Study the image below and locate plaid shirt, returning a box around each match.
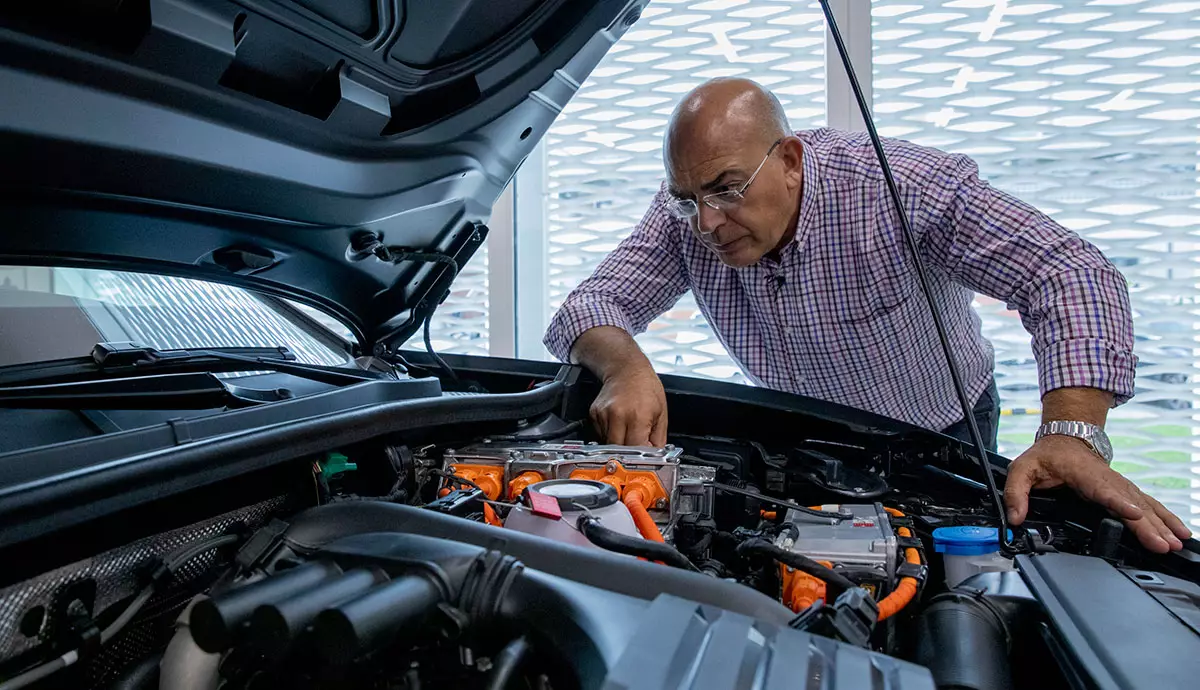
[544,128,1137,431]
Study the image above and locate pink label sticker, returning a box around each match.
[527,491,563,519]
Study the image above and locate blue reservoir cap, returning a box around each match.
[932,526,1013,556]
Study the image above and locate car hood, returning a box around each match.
[0,0,645,352]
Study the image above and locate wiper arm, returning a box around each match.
[0,343,381,388]
[0,373,291,409]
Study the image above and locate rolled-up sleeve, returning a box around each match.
[916,152,1137,404]
[543,187,691,362]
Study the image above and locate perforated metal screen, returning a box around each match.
[872,0,1200,526]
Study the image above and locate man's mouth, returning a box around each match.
[714,236,749,252]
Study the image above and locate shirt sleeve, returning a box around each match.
[543,186,691,363]
[912,150,1137,405]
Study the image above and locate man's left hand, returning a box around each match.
[1004,435,1191,553]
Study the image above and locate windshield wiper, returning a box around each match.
[0,373,291,409]
[0,343,383,388]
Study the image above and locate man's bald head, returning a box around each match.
[664,78,790,167]
[661,78,804,269]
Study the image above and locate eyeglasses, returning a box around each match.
[665,138,783,222]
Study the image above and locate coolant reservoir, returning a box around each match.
[504,479,640,550]
[933,526,1015,588]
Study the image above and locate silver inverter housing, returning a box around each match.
[775,503,899,588]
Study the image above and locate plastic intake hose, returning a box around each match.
[736,539,860,602]
[313,575,443,664]
[576,516,699,572]
[915,592,1013,690]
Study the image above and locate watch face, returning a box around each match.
[1091,429,1113,461]
[1089,427,1113,465]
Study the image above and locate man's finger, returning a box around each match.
[1064,468,1143,522]
[1125,516,1171,554]
[650,410,668,448]
[590,406,608,442]
[1003,461,1035,525]
[606,414,627,447]
[620,413,651,447]
[1144,510,1182,551]
[1150,498,1193,542]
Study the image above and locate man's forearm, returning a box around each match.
[570,326,654,383]
[1042,387,1113,427]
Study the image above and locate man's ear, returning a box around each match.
[779,136,804,190]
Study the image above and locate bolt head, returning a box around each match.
[605,461,619,474]
[654,498,668,509]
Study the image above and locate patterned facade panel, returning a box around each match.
[873,0,1200,525]
[544,0,828,381]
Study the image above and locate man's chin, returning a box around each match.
[714,246,762,268]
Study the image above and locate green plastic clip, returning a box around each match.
[320,452,358,476]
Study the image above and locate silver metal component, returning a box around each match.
[781,504,898,585]
[654,498,668,510]
[670,463,717,536]
[447,441,693,525]
[449,442,683,492]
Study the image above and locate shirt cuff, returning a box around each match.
[1037,338,1138,406]
[543,298,635,363]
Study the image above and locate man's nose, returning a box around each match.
[696,203,725,235]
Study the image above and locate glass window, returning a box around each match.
[0,265,351,367]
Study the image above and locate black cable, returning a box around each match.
[380,249,462,386]
[428,468,484,493]
[576,516,701,572]
[706,482,852,520]
[816,1,1016,554]
[423,310,460,384]
[485,636,531,690]
[736,538,860,602]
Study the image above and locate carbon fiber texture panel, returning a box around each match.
[0,497,287,685]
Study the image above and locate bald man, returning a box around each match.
[543,78,1190,553]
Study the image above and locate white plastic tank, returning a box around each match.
[503,479,641,551]
[932,526,1015,589]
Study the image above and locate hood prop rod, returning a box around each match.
[816,1,1019,554]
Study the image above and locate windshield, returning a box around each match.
[0,266,352,367]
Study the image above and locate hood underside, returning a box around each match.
[0,0,645,351]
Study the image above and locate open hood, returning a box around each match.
[0,0,646,352]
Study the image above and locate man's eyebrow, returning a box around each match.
[700,170,739,192]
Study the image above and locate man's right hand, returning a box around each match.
[569,326,669,447]
[591,367,669,447]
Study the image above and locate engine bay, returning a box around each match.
[1,393,1198,690]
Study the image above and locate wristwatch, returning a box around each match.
[1035,420,1113,465]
